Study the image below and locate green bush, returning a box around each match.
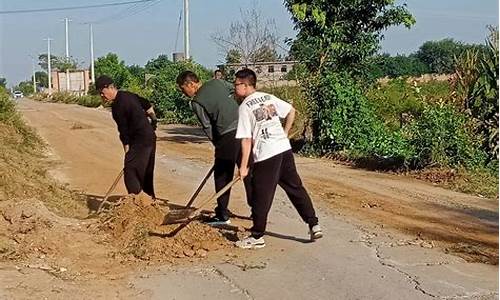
[77,95,102,108]
[406,104,487,169]
[148,58,211,123]
[304,71,415,164]
[366,79,451,129]
[0,86,40,148]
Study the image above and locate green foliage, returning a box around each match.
[14,81,34,96]
[45,91,101,108]
[0,86,39,147]
[285,0,415,74]
[146,56,211,123]
[35,71,48,88]
[226,49,242,64]
[365,79,451,129]
[0,78,6,88]
[0,86,17,123]
[303,71,414,163]
[406,104,487,169]
[283,63,309,81]
[469,28,499,160]
[452,27,499,161]
[368,54,430,79]
[416,39,486,74]
[38,54,78,71]
[94,53,132,89]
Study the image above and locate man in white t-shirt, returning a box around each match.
[234,68,323,249]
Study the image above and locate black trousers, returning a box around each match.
[123,141,156,197]
[250,150,318,238]
[213,130,252,220]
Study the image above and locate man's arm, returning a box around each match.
[112,102,130,152]
[283,107,296,136]
[137,95,158,130]
[146,107,158,130]
[190,101,214,142]
[239,138,252,178]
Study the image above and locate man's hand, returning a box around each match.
[150,118,158,131]
[238,165,249,179]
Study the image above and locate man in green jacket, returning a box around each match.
[177,71,251,225]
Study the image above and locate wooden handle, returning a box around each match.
[184,165,215,208]
[187,176,241,219]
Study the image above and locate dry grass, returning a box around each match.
[0,92,87,218]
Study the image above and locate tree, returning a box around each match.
[94,53,132,89]
[145,54,172,74]
[34,71,48,88]
[284,0,416,151]
[285,1,415,74]
[14,81,33,96]
[38,54,78,72]
[416,39,487,74]
[212,5,280,64]
[0,78,6,88]
[225,49,242,64]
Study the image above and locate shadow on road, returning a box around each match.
[157,127,208,144]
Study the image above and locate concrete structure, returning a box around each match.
[51,69,90,95]
[217,60,298,82]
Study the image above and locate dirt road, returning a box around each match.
[3,99,497,299]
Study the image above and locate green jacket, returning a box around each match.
[191,79,239,142]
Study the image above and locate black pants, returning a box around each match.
[123,141,156,197]
[250,150,318,238]
[213,131,252,220]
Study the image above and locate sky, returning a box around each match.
[0,0,498,86]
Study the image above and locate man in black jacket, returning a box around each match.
[96,75,158,198]
[177,71,251,225]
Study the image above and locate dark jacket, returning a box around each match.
[111,91,155,146]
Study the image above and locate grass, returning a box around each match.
[32,91,102,108]
[0,87,87,218]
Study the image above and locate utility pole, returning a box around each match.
[62,18,72,91]
[183,0,190,60]
[29,55,36,94]
[44,38,53,95]
[89,23,95,84]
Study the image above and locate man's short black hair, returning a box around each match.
[235,68,257,87]
[176,71,200,86]
[214,69,222,75]
[95,75,114,91]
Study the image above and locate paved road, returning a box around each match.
[11,99,498,300]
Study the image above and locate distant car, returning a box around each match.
[13,91,23,98]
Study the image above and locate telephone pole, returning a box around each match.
[183,0,190,59]
[44,38,53,95]
[62,18,72,91]
[89,23,95,84]
[29,55,36,93]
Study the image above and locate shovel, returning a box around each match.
[151,176,241,237]
[184,165,214,208]
[96,169,124,214]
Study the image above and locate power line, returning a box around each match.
[0,0,157,15]
[174,9,182,52]
[85,0,162,25]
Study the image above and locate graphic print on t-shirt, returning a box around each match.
[253,103,278,122]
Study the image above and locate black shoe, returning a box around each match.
[203,216,231,226]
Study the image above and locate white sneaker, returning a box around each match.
[235,236,266,249]
[310,224,323,241]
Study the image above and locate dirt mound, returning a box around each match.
[98,194,231,261]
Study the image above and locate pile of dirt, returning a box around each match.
[97,194,231,262]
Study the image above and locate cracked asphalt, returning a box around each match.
[10,99,498,299]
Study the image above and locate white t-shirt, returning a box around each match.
[236,91,292,162]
